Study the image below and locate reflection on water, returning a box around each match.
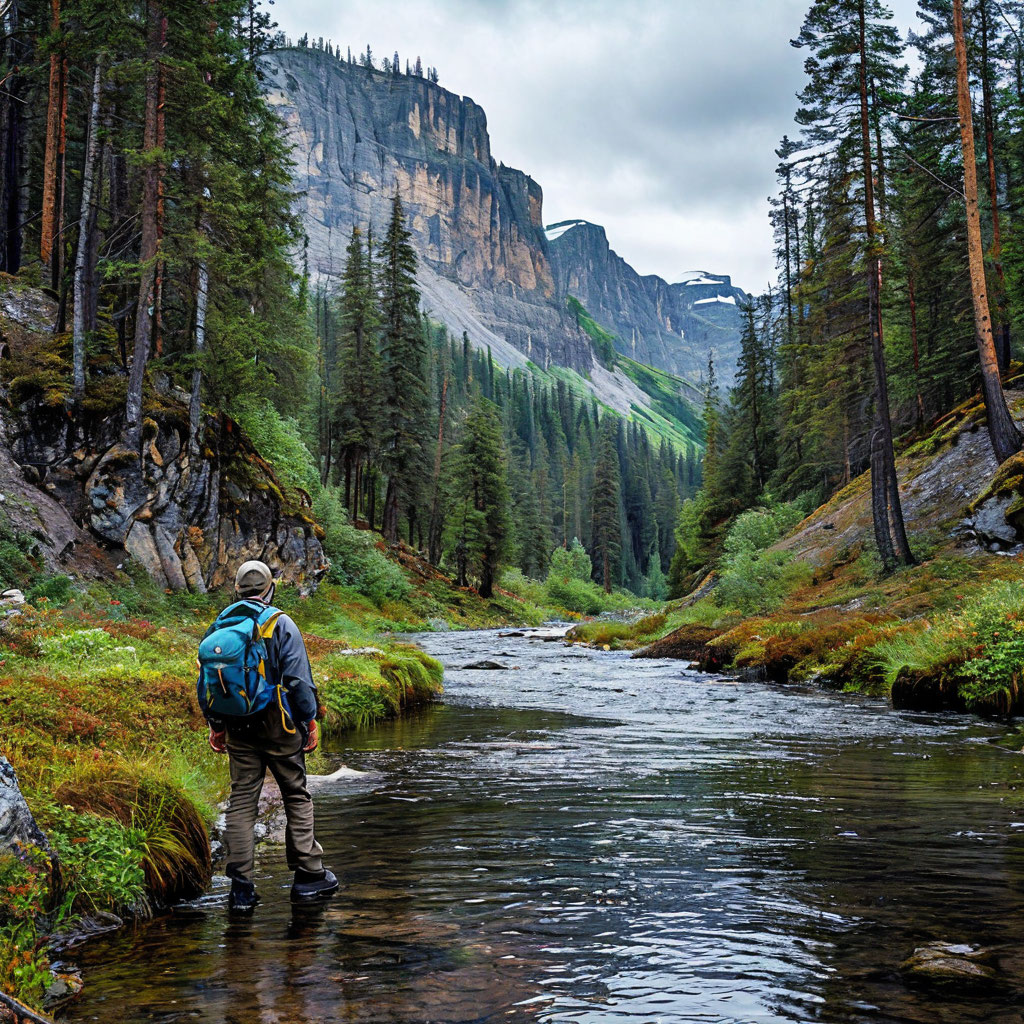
[65,628,1024,1023]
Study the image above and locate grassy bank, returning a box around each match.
[571,545,1024,716]
[0,562,483,1010]
[568,394,1024,716]
[0,525,663,1010]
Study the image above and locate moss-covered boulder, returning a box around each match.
[963,451,1024,550]
[632,624,724,663]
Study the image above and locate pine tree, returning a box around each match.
[379,195,430,542]
[792,0,913,569]
[334,228,382,515]
[591,418,622,593]
[447,398,510,598]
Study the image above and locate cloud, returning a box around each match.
[274,0,924,292]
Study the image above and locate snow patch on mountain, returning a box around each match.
[545,220,591,242]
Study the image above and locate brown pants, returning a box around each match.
[223,707,324,882]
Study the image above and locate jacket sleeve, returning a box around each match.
[269,614,319,724]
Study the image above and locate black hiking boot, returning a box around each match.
[228,877,259,913]
[290,868,338,904]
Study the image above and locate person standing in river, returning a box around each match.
[197,560,338,912]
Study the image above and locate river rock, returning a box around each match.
[900,942,999,987]
[965,498,1020,548]
[461,660,511,670]
[306,766,373,792]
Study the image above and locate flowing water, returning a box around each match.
[63,627,1024,1023]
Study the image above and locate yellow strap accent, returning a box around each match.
[257,658,266,679]
[260,611,284,639]
[277,685,296,735]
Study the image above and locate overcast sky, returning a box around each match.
[274,0,923,294]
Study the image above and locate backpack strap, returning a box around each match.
[253,606,295,735]
[257,606,284,639]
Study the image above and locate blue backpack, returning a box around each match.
[198,600,288,722]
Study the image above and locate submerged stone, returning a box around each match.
[900,942,999,988]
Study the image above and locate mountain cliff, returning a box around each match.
[545,220,748,381]
[263,47,743,394]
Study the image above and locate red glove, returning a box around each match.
[208,726,227,753]
[302,720,319,753]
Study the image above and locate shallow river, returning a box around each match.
[64,627,1024,1023]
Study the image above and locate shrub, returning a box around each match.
[0,515,40,591]
[498,567,546,606]
[26,574,73,607]
[313,488,410,604]
[545,576,604,615]
[234,402,318,493]
[47,809,147,915]
[715,502,811,615]
[548,539,592,582]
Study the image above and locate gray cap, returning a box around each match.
[235,560,274,599]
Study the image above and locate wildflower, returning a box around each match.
[110,600,121,606]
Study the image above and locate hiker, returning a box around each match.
[197,560,338,912]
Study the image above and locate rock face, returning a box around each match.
[263,49,745,386]
[263,48,591,374]
[546,221,749,382]
[0,279,327,594]
[1,399,327,594]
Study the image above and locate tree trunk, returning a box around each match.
[870,75,887,225]
[908,270,925,426]
[479,551,494,599]
[954,0,1023,463]
[0,0,24,274]
[869,421,896,570]
[125,1,165,448]
[782,188,794,344]
[153,31,167,359]
[603,549,611,594]
[859,0,914,568]
[40,0,61,273]
[53,54,67,302]
[979,0,1011,373]
[83,129,105,337]
[72,60,104,404]
[382,477,399,543]
[189,247,209,453]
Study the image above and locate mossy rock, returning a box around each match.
[632,624,723,662]
[971,452,1024,512]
